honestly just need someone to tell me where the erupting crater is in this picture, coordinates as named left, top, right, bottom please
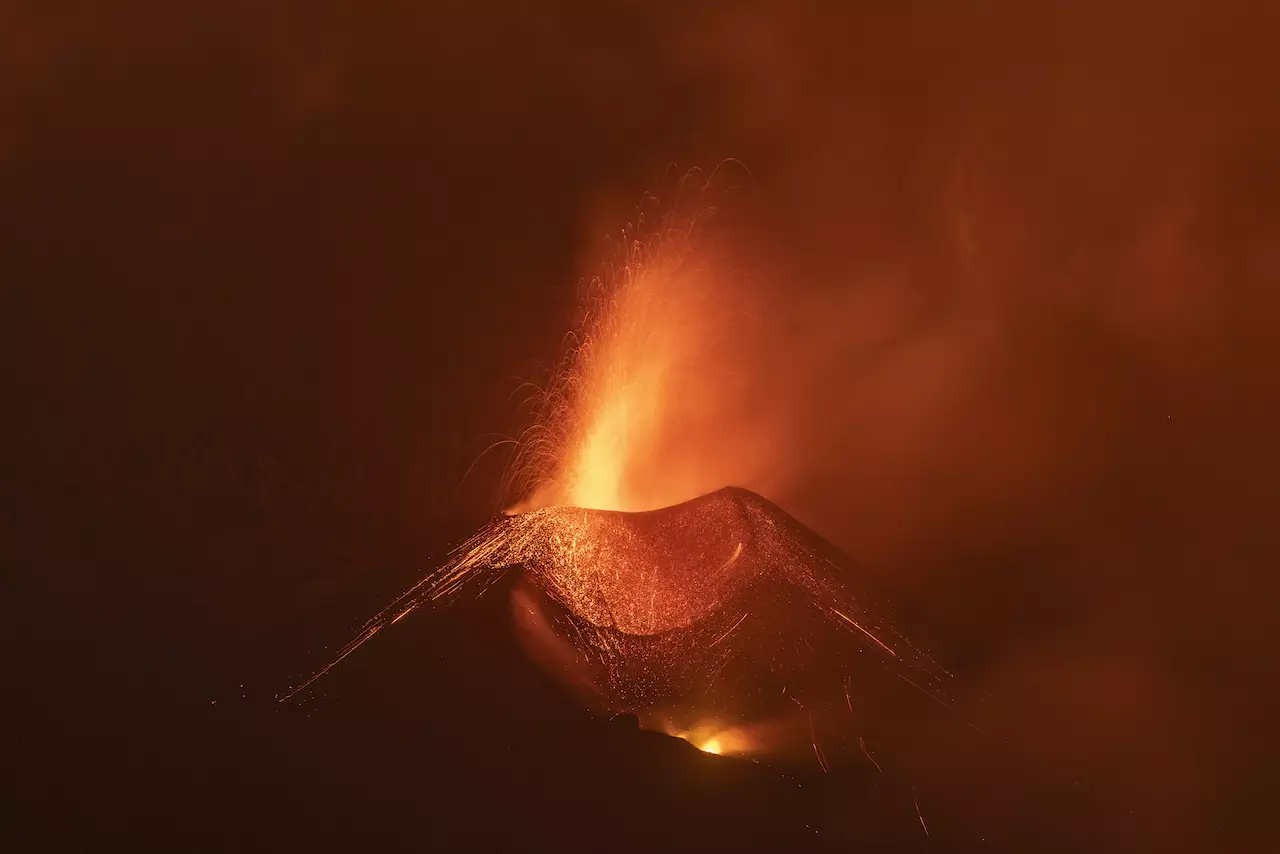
left=286, top=167, right=954, bottom=771
left=287, top=487, right=953, bottom=769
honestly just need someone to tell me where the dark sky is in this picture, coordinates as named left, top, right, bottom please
left=7, top=2, right=1280, bottom=850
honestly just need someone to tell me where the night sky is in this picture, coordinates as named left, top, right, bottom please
left=8, top=3, right=1280, bottom=851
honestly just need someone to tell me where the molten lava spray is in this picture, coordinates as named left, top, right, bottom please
left=504, top=163, right=773, bottom=515
left=285, top=165, right=952, bottom=770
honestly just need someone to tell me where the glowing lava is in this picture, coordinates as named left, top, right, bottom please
left=504, top=162, right=764, bottom=515
left=698, top=738, right=723, bottom=755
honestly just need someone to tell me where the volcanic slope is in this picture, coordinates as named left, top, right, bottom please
left=292, top=488, right=952, bottom=765
left=502, top=488, right=955, bottom=762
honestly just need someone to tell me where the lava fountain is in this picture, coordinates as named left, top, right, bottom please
left=286, top=164, right=954, bottom=768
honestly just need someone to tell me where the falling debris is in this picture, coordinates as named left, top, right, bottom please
left=914, top=786, right=930, bottom=836
left=859, top=736, right=883, bottom=773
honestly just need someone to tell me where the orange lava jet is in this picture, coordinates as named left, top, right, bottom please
left=504, top=162, right=768, bottom=515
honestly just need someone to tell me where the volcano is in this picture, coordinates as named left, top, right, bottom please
left=290, top=487, right=955, bottom=770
